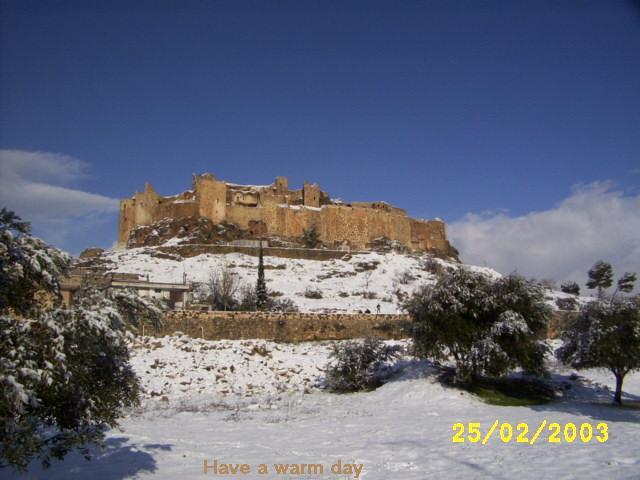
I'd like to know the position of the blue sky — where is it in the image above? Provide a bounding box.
[1,0,639,286]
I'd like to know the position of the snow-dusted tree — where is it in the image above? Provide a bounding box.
[406,269,549,384]
[110,288,164,331]
[302,224,321,249]
[560,281,580,296]
[586,261,614,297]
[557,298,640,405]
[256,246,268,311]
[0,208,70,315]
[0,209,139,470]
[613,272,636,297]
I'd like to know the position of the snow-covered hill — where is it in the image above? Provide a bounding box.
[12,247,626,479]
[101,247,501,313]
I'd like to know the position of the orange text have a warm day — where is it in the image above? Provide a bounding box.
[203,459,364,478]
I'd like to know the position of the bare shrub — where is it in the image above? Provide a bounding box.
[269,298,299,312]
[205,262,240,310]
[421,256,444,276]
[394,269,416,285]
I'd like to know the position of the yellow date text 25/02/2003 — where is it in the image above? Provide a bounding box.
[452,421,609,445]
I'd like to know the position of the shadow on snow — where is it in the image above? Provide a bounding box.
[5,436,171,480]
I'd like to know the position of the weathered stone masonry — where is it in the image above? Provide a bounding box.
[119,173,457,257]
[147,311,566,341]
[152,311,412,341]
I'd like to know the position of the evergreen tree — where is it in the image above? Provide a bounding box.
[586,261,614,297]
[406,269,549,384]
[615,272,637,296]
[0,208,141,470]
[0,208,69,316]
[557,297,640,405]
[256,245,268,310]
[560,281,580,296]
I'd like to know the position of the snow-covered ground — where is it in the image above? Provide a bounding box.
[103,248,502,313]
[8,335,640,480]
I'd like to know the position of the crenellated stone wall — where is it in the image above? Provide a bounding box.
[147,311,413,341]
[119,173,458,258]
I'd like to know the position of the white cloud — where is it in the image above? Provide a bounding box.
[448,182,640,290]
[0,149,119,252]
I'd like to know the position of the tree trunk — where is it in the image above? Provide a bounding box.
[613,373,624,405]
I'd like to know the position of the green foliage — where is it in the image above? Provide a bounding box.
[406,269,549,384]
[557,298,640,405]
[0,208,30,234]
[0,208,140,470]
[0,209,70,315]
[256,246,268,311]
[302,224,321,249]
[467,377,555,406]
[616,272,637,294]
[325,338,400,392]
[586,260,614,296]
[560,281,580,296]
[555,296,578,311]
[110,288,164,331]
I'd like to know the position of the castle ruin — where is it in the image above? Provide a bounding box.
[118,173,457,257]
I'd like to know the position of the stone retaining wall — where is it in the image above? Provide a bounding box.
[158,244,360,261]
[147,310,569,342]
[148,311,412,341]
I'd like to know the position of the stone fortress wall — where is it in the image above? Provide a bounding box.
[118,173,456,256]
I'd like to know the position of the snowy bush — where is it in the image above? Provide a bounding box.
[394,269,415,285]
[555,296,578,311]
[304,287,323,299]
[420,256,445,276]
[325,338,400,392]
[406,269,549,384]
[268,297,299,312]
